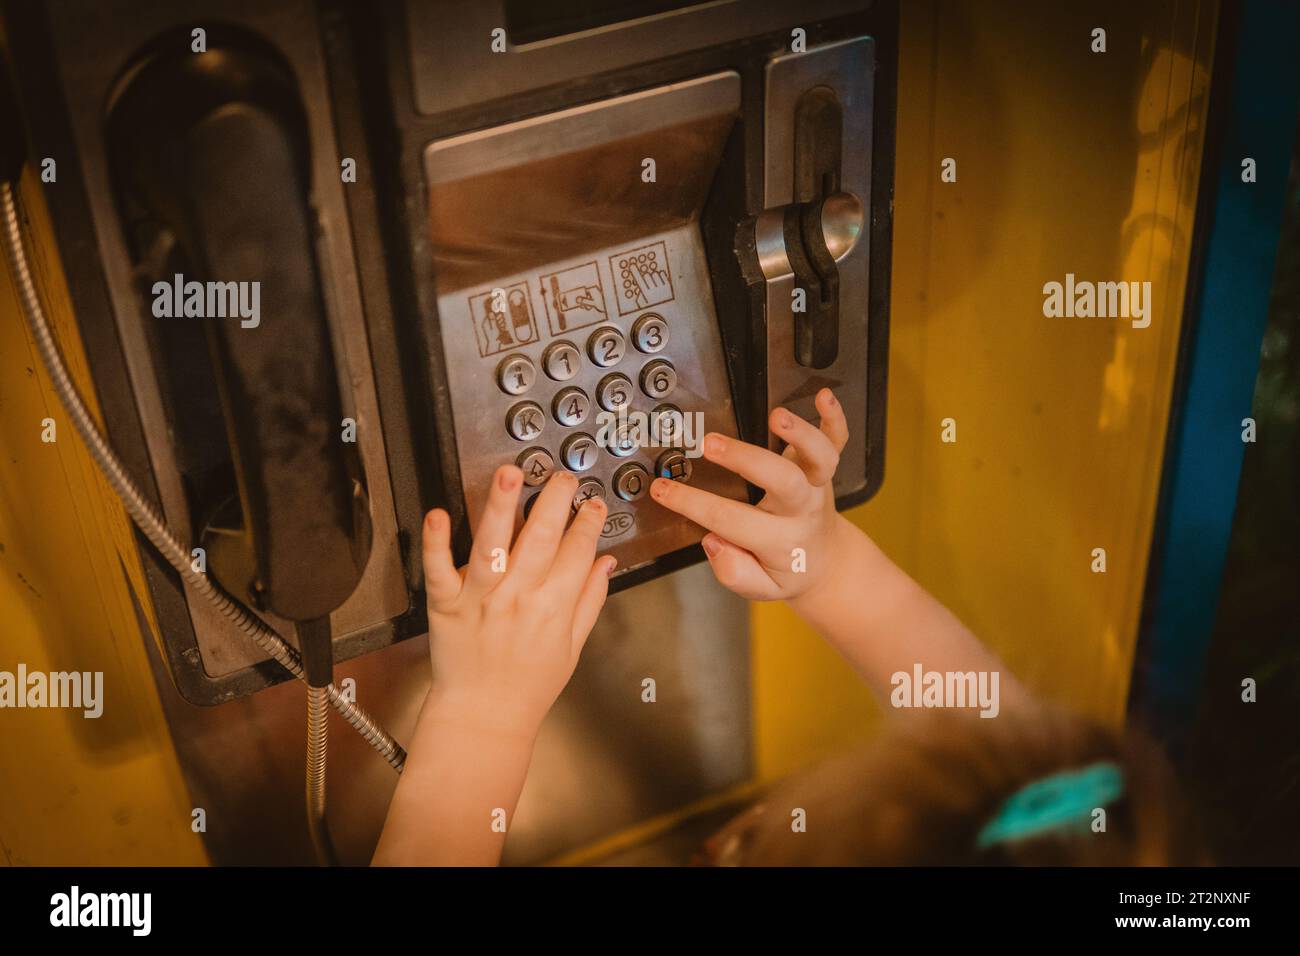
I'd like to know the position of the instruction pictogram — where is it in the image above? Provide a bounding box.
[469,282,537,357]
[540,261,607,336]
[610,240,674,315]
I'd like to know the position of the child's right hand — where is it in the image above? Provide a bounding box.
[650,387,850,602]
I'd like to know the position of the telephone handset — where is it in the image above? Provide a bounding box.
[107,39,369,626]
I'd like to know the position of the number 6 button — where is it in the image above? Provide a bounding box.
[640,359,677,399]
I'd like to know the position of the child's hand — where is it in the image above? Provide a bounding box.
[650,387,849,602]
[420,466,614,739]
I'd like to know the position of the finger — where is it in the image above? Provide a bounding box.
[507,470,578,585]
[422,508,461,610]
[770,404,840,488]
[650,477,782,558]
[700,431,811,514]
[700,534,784,601]
[546,496,607,599]
[464,465,524,594]
[816,388,850,453]
[570,554,616,656]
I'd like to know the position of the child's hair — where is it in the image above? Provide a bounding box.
[703,705,1207,866]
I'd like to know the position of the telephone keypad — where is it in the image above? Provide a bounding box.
[630,313,669,353]
[552,386,591,427]
[497,353,536,395]
[560,433,599,472]
[573,477,605,510]
[613,463,650,501]
[506,401,545,441]
[639,359,677,399]
[587,326,627,367]
[516,447,555,486]
[542,340,581,381]
[595,373,634,413]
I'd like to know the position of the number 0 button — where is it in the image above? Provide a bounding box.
[640,359,677,399]
[561,433,599,472]
[613,463,650,501]
[506,401,545,441]
[631,313,669,353]
[587,326,626,367]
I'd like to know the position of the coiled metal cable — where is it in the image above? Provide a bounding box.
[1,179,406,773]
[306,685,338,866]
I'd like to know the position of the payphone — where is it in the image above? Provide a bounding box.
[1,0,895,709]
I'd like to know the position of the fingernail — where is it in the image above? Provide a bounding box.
[775,409,793,430]
[823,389,837,407]
[650,478,670,500]
[701,535,721,557]
[498,467,520,490]
[605,556,618,576]
[583,497,606,514]
[703,433,725,457]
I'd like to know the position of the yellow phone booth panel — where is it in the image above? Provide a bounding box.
[0,0,1218,866]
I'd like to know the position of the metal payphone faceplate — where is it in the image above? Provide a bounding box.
[424,74,748,574]
[433,226,747,573]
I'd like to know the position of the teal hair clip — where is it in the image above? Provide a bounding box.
[975,761,1125,850]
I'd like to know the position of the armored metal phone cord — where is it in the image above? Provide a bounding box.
[2,179,407,861]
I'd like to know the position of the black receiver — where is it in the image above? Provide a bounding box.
[107,38,369,627]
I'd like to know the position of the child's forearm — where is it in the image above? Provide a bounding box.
[371,694,536,866]
[789,515,1032,712]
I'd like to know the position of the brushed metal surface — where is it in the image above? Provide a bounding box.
[764,37,875,498]
[424,74,748,574]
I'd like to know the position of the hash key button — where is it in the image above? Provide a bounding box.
[655,449,692,483]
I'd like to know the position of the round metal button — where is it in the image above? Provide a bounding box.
[496,353,536,395]
[560,433,599,472]
[516,446,554,487]
[552,386,591,427]
[639,359,677,399]
[607,422,639,458]
[613,463,650,501]
[630,313,669,353]
[655,448,693,483]
[587,326,627,368]
[573,477,605,511]
[542,340,581,381]
[652,403,685,445]
[505,401,545,442]
[596,373,634,413]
